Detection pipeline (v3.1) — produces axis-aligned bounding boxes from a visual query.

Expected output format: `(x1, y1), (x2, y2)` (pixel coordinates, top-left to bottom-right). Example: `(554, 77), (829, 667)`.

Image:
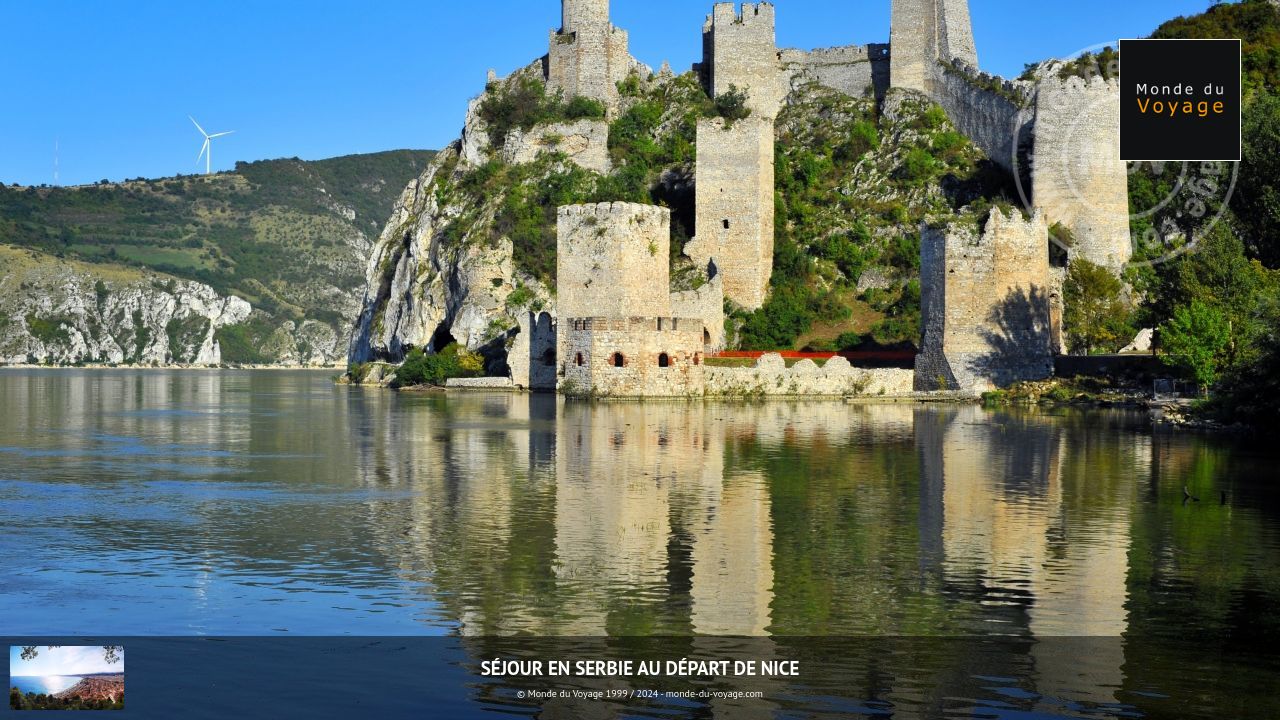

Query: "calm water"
(1, 369), (1278, 717)
(9, 675), (82, 695)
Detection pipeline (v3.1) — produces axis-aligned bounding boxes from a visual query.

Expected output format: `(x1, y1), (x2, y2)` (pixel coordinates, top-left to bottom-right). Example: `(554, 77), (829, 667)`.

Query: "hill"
(0, 150), (434, 365)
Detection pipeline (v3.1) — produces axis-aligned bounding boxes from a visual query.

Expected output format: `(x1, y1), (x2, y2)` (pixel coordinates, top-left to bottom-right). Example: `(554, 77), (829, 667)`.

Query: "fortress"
(497, 0), (1130, 396)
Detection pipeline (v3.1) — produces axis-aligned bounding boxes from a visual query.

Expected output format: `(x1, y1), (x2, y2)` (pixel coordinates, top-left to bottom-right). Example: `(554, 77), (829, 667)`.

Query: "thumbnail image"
(9, 646), (124, 711)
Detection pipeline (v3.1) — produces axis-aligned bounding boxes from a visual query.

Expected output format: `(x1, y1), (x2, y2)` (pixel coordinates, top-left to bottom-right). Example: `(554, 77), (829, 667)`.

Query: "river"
(1, 369), (1277, 717)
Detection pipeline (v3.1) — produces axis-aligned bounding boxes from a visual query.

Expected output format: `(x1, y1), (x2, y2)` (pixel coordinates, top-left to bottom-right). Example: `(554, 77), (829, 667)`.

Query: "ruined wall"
(915, 209), (1055, 394)
(706, 354), (915, 397)
(509, 311), (557, 391)
(501, 118), (611, 174)
(670, 272), (727, 353)
(562, 317), (706, 397)
(703, 2), (784, 118)
(779, 44), (891, 99)
(929, 63), (1034, 172)
(547, 0), (633, 115)
(1033, 75), (1131, 270)
(688, 117), (775, 311)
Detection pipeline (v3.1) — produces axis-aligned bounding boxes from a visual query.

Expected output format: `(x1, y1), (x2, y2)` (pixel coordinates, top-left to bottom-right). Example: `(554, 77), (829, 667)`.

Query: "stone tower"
(915, 209), (1055, 393)
(562, 0), (609, 31)
(547, 0), (632, 115)
(701, 2), (784, 119)
(889, 0), (978, 93)
(687, 116), (776, 311)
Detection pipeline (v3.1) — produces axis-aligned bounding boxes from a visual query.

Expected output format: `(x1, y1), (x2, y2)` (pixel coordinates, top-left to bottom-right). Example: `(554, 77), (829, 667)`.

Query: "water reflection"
(2, 370), (1279, 716)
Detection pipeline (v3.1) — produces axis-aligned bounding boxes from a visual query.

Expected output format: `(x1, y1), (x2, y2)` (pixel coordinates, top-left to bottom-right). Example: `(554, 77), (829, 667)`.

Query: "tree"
(1063, 259), (1134, 355)
(1236, 91), (1280, 267)
(1159, 300), (1232, 392)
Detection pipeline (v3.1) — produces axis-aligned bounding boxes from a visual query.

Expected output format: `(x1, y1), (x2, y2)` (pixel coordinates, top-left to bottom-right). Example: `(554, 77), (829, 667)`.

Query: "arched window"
(541, 349), (555, 366)
(703, 329), (711, 345)
(611, 352), (625, 368)
(658, 353), (671, 368)
(722, 219), (730, 230)
(575, 352), (585, 367)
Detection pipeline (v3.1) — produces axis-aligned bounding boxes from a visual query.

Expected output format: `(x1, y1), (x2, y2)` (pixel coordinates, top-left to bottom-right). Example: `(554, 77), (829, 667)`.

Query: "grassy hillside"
(0, 150), (433, 361)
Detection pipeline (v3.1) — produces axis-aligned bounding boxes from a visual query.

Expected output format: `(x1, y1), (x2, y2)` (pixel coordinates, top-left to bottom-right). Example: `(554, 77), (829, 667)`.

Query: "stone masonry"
(546, 0), (634, 115)
(887, 0), (1132, 273)
(890, 0), (978, 94)
(556, 202), (713, 397)
(562, 317), (706, 397)
(915, 209), (1055, 394)
(687, 116), (775, 311)
(1033, 74), (1130, 270)
(701, 2), (785, 119)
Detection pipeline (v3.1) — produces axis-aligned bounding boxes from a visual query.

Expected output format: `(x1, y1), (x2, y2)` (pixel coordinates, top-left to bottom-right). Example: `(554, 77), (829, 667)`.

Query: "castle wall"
(688, 117), (775, 311)
(1032, 75), (1131, 269)
(703, 2), (784, 118)
(501, 118), (611, 174)
(779, 44), (891, 100)
(929, 62), (1034, 172)
(562, 317), (706, 397)
(915, 209), (1055, 394)
(670, 272), (727, 353)
(705, 354), (915, 397)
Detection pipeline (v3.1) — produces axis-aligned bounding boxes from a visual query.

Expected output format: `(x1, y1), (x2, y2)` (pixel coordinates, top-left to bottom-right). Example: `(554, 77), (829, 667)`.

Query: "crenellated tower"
(547, 0), (633, 115)
(700, 2), (784, 119)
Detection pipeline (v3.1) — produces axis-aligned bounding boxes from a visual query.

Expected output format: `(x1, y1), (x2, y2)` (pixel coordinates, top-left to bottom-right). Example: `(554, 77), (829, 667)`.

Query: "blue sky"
(9, 646), (124, 676)
(0, 0), (1214, 187)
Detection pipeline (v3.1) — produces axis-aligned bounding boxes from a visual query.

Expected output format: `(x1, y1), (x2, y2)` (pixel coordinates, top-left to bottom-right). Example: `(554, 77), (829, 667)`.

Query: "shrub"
(565, 96), (607, 120)
(712, 85), (752, 124)
(897, 148), (936, 183)
(392, 343), (484, 388)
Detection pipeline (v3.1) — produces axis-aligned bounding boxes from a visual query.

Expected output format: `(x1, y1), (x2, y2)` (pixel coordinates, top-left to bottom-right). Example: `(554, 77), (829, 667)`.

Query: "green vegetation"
(0, 150), (434, 348)
(10, 687), (123, 711)
(1160, 300), (1232, 392)
(478, 74), (607, 148)
(1151, 0), (1280, 95)
(24, 313), (74, 345)
(1055, 46), (1118, 81)
(1237, 90), (1280, 266)
(391, 343), (484, 388)
(1063, 259), (1135, 355)
(213, 317), (278, 364)
(751, 84), (1010, 352)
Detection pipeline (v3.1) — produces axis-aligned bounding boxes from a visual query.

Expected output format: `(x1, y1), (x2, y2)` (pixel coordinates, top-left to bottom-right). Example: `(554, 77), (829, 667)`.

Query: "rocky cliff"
(0, 150), (433, 366)
(0, 246), (250, 364)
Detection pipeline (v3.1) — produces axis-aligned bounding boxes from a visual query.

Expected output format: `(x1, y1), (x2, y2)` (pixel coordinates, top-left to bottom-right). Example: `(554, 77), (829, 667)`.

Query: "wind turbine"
(189, 116), (234, 175)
